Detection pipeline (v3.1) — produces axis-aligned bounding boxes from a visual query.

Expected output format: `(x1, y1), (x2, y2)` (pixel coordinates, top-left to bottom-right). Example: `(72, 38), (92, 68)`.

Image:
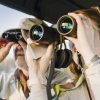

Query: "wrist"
(81, 47), (95, 65)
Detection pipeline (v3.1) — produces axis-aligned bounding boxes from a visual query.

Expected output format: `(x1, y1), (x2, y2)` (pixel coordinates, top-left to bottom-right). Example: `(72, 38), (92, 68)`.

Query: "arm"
(27, 44), (54, 100)
(64, 13), (95, 65)
(18, 40), (54, 100)
(64, 13), (100, 99)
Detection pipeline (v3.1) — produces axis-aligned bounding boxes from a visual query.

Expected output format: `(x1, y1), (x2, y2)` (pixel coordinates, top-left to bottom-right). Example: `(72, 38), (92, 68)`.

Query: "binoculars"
(29, 24), (60, 44)
(57, 15), (77, 37)
(2, 29), (22, 41)
(56, 7), (100, 37)
(29, 7), (100, 42)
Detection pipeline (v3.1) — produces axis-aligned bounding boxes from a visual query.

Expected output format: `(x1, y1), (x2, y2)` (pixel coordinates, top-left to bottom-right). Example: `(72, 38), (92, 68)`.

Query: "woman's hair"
(74, 6), (100, 33)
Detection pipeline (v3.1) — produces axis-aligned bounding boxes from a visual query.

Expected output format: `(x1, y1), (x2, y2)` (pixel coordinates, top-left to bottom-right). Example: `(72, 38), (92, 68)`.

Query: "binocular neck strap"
(46, 49), (56, 100)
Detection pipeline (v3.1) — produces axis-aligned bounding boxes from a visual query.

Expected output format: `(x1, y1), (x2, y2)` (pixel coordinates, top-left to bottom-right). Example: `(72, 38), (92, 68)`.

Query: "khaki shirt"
(0, 67), (87, 100)
(0, 67), (69, 100)
(0, 68), (26, 100)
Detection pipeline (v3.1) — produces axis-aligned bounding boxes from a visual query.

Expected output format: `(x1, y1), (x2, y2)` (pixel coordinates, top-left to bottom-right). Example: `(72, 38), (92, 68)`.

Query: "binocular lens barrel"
(16, 32), (22, 40)
(2, 33), (9, 39)
(57, 15), (77, 37)
(30, 25), (44, 41)
(30, 24), (60, 43)
(2, 32), (22, 41)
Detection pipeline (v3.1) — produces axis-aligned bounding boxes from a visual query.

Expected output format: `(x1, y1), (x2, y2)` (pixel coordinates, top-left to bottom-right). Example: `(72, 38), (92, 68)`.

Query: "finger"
(45, 43), (54, 60)
(68, 13), (84, 27)
(68, 13), (87, 40)
(6, 42), (15, 49)
(0, 42), (15, 62)
(18, 40), (27, 51)
(64, 36), (77, 44)
(40, 43), (54, 69)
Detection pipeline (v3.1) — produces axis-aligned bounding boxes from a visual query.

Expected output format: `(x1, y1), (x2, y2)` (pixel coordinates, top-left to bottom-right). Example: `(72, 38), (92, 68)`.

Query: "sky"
(0, 4), (34, 34)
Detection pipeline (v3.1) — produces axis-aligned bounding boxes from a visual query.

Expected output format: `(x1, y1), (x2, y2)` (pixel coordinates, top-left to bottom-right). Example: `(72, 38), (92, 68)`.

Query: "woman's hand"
(64, 13), (95, 65)
(25, 43), (54, 84)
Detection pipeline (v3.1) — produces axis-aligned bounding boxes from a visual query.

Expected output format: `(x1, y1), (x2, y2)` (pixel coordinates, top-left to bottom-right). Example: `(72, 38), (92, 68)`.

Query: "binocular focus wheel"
(55, 49), (72, 68)
(62, 49), (72, 68)
(55, 50), (66, 68)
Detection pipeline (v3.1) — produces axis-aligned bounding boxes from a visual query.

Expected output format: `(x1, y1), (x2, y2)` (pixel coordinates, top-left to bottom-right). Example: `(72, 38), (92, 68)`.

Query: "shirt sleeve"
(85, 55), (100, 100)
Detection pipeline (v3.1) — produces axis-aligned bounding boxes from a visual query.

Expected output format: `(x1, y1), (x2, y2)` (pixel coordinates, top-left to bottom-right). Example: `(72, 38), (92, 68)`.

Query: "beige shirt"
(85, 56), (100, 100)
(28, 68), (88, 100)
(0, 66), (69, 100)
(0, 68), (26, 100)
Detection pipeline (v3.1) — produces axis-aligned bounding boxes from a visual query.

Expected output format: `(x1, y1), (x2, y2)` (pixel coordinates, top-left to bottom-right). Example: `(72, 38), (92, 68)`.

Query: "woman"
(64, 6), (100, 100)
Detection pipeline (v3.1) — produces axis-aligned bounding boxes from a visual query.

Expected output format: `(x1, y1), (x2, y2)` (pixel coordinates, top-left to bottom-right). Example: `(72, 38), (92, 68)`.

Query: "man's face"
(15, 44), (28, 70)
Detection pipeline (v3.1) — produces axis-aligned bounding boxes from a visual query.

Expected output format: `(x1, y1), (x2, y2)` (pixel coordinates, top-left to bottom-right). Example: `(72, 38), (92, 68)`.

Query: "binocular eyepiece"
(57, 15), (77, 37)
(29, 24), (60, 44)
(2, 29), (22, 41)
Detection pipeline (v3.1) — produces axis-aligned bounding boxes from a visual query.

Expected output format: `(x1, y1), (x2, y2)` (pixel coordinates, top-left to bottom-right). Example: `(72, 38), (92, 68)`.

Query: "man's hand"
(0, 42), (15, 62)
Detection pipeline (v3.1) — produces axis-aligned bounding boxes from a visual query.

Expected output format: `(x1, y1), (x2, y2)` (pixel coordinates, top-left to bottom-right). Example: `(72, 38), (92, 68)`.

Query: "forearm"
(85, 56), (100, 100)
(79, 42), (95, 65)
(28, 67), (47, 100)
(85, 55), (100, 75)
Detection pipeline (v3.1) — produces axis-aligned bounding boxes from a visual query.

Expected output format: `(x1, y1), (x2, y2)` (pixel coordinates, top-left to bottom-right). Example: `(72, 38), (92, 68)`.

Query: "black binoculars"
(2, 29), (22, 41)
(29, 24), (60, 44)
